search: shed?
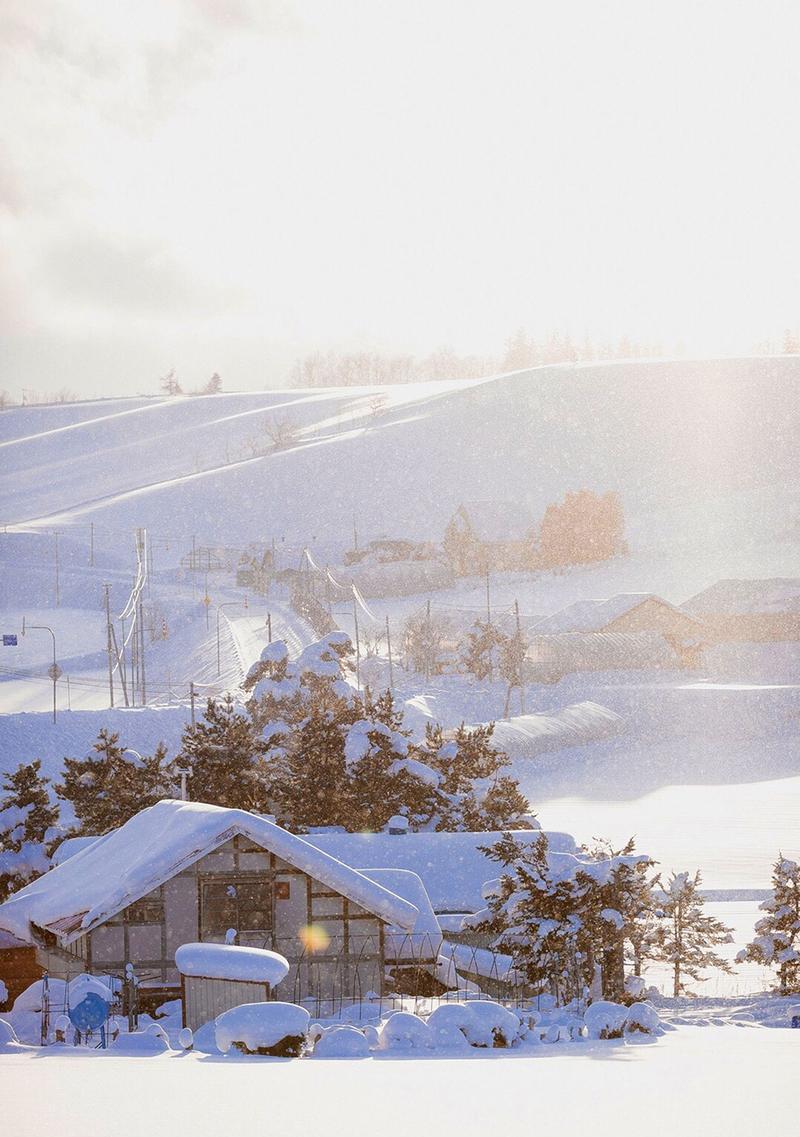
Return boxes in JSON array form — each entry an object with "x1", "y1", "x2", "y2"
[{"x1": 175, "y1": 942, "x2": 290, "y2": 1031}]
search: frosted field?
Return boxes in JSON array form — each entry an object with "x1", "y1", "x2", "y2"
[{"x1": 2, "y1": 1027, "x2": 797, "y2": 1137}]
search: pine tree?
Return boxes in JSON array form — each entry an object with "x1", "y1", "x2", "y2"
[
  {"x1": 56, "y1": 729, "x2": 169, "y2": 835},
  {"x1": 737, "y1": 855, "x2": 800, "y2": 994},
  {"x1": 178, "y1": 695, "x2": 268, "y2": 812},
  {"x1": 655, "y1": 871, "x2": 734, "y2": 996},
  {"x1": 0, "y1": 760, "x2": 60, "y2": 901}
]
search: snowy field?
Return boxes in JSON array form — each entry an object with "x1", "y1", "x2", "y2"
[{"x1": 2, "y1": 1027, "x2": 797, "y2": 1137}]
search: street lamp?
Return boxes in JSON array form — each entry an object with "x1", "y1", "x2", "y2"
[
  {"x1": 216, "y1": 599, "x2": 248, "y2": 676},
  {"x1": 22, "y1": 617, "x2": 59, "y2": 723}
]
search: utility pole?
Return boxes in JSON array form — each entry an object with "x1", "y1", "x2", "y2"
[
  {"x1": 104, "y1": 583, "x2": 115, "y2": 708},
  {"x1": 352, "y1": 589, "x2": 361, "y2": 691},
  {"x1": 191, "y1": 534, "x2": 197, "y2": 600},
  {"x1": 515, "y1": 598, "x2": 525, "y2": 715},
  {"x1": 353, "y1": 512, "x2": 358, "y2": 553},
  {"x1": 266, "y1": 613, "x2": 272, "y2": 643},
  {"x1": 485, "y1": 567, "x2": 491, "y2": 625},
  {"x1": 386, "y1": 615, "x2": 394, "y2": 690},
  {"x1": 138, "y1": 596, "x2": 146, "y2": 704},
  {"x1": 54, "y1": 531, "x2": 60, "y2": 607},
  {"x1": 110, "y1": 623, "x2": 129, "y2": 706},
  {"x1": 190, "y1": 681, "x2": 196, "y2": 725}
]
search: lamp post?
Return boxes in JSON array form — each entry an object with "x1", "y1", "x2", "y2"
[
  {"x1": 23, "y1": 618, "x2": 58, "y2": 723},
  {"x1": 216, "y1": 600, "x2": 248, "y2": 676}
]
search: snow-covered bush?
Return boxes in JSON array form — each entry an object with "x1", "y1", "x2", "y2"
[
  {"x1": 583, "y1": 1001, "x2": 629, "y2": 1040},
  {"x1": 178, "y1": 1027, "x2": 194, "y2": 1050},
  {"x1": 215, "y1": 1002, "x2": 311, "y2": 1057},
  {"x1": 624, "y1": 1002, "x2": 663, "y2": 1036},
  {"x1": 312, "y1": 1025, "x2": 371, "y2": 1058},
  {"x1": 425, "y1": 1003, "x2": 474, "y2": 1050},
  {"x1": 376, "y1": 1011, "x2": 432, "y2": 1052},
  {"x1": 461, "y1": 1001, "x2": 522, "y2": 1048},
  {"x1": 111, "y1": 1024, "x2": 171, "y2": 1054}
]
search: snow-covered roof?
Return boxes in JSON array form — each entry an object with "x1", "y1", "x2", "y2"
[
  {"x1": 50, "y1": 836, "x2": 99, "y2": 868},
  {"x1": 455, "y1": 501, "x2": 534, "y2": 543},
  {"x1": 0, "y1": 800, "x2": 419, "y2": 945},
  {"x1": 175, "y1": 942, "x2": 290, "y2": 985},
  {"x1": 361, "y1": 869, "x2": 442, "y2": 961},
  {"x1": 306, "y1": 829, "x2": 578, "y2": 913},
  {"x1": 682, "y1": 578, "x2": 800, "y2": 617},
  {"x1": 531, "y1": 593, "x2": 689, "y2": 634}
]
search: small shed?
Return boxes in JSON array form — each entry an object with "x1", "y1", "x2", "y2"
[{"x1": 175, "y1": 942, "x2": 289, "y2": 1032}]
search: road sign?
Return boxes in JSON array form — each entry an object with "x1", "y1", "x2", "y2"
[
  {"x1": 2, "y1": 634, "x2": 17, "y2": 646},
  {"x1": 47, "y1": 663, "x2": 63, "y2": 680}
]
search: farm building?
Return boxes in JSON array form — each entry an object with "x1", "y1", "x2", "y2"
[
  {"x1": 681, "y1": 578, "x2": 800, "y2": 642},
  {"x1": 0, "y1": 800, "x2": 423, "y2": 1015},
  {"x1": 443, "y1": 501, "x2": 535, "y2": 575},
  {"x1": 526, "y1": 593, "x2": 704, "y2": 677}
]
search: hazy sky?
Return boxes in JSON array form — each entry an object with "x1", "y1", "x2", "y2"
[{"x1": 2, "y1": 0, "x2": 800, "y2": 398}]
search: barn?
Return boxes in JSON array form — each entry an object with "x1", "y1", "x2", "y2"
[
  {"x1": 681, "y1": 578, "x2": 800, "y2": 642},
  {"x1": 0, "y1": 800, "x2": 423, "y2": 1016}
]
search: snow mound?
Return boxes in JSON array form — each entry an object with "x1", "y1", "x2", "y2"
[
  {"x1": 584, "y1": 1000, "x2": 663, "y2": 1039},
  {"x1": 624, "y1": 1002, "x2": 664, "y2": 1036},
  {"x1": 111, "y1": 1024, "x2": 171, "y2": 1053},
  {"x1": 312, "y1": 1024, "x2": 371, "y2": 1058},
  {"x1": 175, "y1": 943, "x2": 289, "y2": 986},
  {"x1": 215, "y1": 1002, "x2": 311, "y2": 1056},
  {"x1": 376, "y1": 1011, "x2": 432, "y2": 1051},
  {"x1": 461, "y1": 1001, "x2": 522, "y2": 1048}
]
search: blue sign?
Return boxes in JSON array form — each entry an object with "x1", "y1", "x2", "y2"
[
  {"x1": 68, "y1": 992, "x2": 110, "y2": 1033},
  {"x1": 2, "y1": 635, "x2": 17, "y2": 646}
]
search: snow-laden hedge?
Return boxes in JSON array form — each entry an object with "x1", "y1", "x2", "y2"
[{"x1": 216, "y1": 1002, "x2": 311, "y2": 1057}]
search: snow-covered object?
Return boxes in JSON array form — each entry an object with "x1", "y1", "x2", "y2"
[
  {"x1": 312, "y1": 1025, "x2": 371, "y2": 1058},
  {"x1": 481, "y1": 703, "x2": 622, "y2": 761},
  {"x1": 359, "y1": 869, "x2": 442, "y2": 962},
  {"x1": 425, "y1": 1003, "x2": 476, "y2": 1050},
  {"x1": 583, "y1": 1001, "x2": 630, "y2": 1040},
  {"x1": 178, "y1": 1027, "x2": 194, "y2": 1050},
  {"x1": 0, "y1": 979, "x2": 7, "y2": 1006},
  {"x1": 0, "y1": 1016, "x2": 21, "y2": 1050},
  {"x1": 215, "y1": 1002, "x2": 311, "y2": 1056},
  {"x1": 624, "y1": 975, "x2": 647, "y2": 1000},
  {"x1": 175, "y1": 943, "x2": 289, "y2": 986},
  {"x1": 461, "y1": 1001, "x2": 522, "y2": 1048},
  {"x1": 12, "y1": 973, "x2": 115, "y2": 1013},
  {"x1": 112, "y1": 1027, "x2": 171, "y2": 1054},
  {"x1": 624, "y1": 1002, "x2": 663, "y2": 1036},
  {"x1": 0, "y1": 799, "x2": 418, "y2": 944},
  {"x1": 376, "y1": 1011, "x2": 432, "y2": 1051}
]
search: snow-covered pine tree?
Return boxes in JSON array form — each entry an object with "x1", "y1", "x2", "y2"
[
  {"x1": 177, "y1": 695, "x2": 268, "y2": 812},
  {"x1": 655, "y1": 870, "x2": 734, "y2": 997},
  {"x1": 737, "y1": 855, "x2": 800, "y2": 994},
  {"x1": 415, "y1": 722, "x2": 530, "y2": 831},
  {"x1": 0, "y1": 760, "x2": 60, "y2": 901},
  {"x1": 56, "y1": 729, "x2": 169, "y2": 834}
]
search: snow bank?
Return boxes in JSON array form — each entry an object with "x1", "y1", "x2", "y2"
[
  {"x1": 175, "y1": 943, "x2": 289, "y2": 986},
  {"x1": 215, "y1": 1002, "x2": 310, "y2": 1056}
]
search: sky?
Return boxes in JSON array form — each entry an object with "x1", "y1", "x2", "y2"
[{"x1": 2, "y1": 0, "x2": 800, "y2": 399}]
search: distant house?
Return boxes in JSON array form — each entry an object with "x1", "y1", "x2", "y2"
[
  {"x1": 526, "y1": 593, "x2": 705, "y2": 678},
  {"x1": 681, "y1": 579, "x2": 800, "y2": 642},
  {"x1": 444, "y1": 501, "x2": 535, "y2": 575},
  {"x1": 0, "y1": 801, "x2": 420, "y2": 1015},
  {"x1": 337, "y1": 537, "x2": 453, "y2": 597}
]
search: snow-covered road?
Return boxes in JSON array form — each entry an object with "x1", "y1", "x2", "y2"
[{"x1": 2, "y1": 1027, "x2": 796, "y2": 1137}]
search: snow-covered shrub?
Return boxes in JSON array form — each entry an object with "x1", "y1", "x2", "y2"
[
  {"x1": 624, "y1": 975, "x2": 647, "y2": 1000},
  {"x1": 425, "y1": 1003, "x2": 474, "y2": 1050},
  {"x1": 376, "y1": 1011, "x2": 432, "y2": 1052},
  {"x1": 461, "y1": 1001, "x2": 522, "y2": 1048},
  {"x1": 215, "y1": 1002, "x2": 311, "y2": 1057},
  {"x1": 178, "y1": 1027, "x2": 194, "y2": 1050},
  {"x1": 111, "y1": 1025, "x2": 171, "y2": 1054},
  {"x1": 583, "y1": 1001, "x2": 629, "y2": 1040},
  {"x1": 624, "y1": 1002, "x2": 663, "y2": 1036},
  {"x1": 312, "y1": 1025, "x2": 371, "y2": 1058}
]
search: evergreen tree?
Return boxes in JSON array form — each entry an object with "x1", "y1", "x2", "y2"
[
  {"x1": 737, "y1": 855, "x2": 800, "y2": 994},
  {"x1": 56, "y1": 729, "x2": 169, "y2": 834},
  {"x1": 178, "y1": 695, "x2": 268, "y2": 812},
  {"x1": 0, "y1": 760, "x2": 60, "y2": 901},
  {"x1": 655, "y1": 871, "x2": 734, "y2": 997}
]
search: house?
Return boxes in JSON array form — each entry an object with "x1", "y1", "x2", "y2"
[
  {"x1": 0, "y1": 800, "x2": 421, "y2": 1015},
  {"x1": 681, "y1": 578, "x2": 800, "y2": 642},
  {"x1": 443, "y1": 501, "x2": 535, "y2": 575},
  {"x1": 526, "y1": 593, "x2": 705, "y2": 677}
]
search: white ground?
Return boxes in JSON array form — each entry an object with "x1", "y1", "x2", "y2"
[{"x1": 2, "y1": 1027, "x2": 797, "y2": 1137}]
